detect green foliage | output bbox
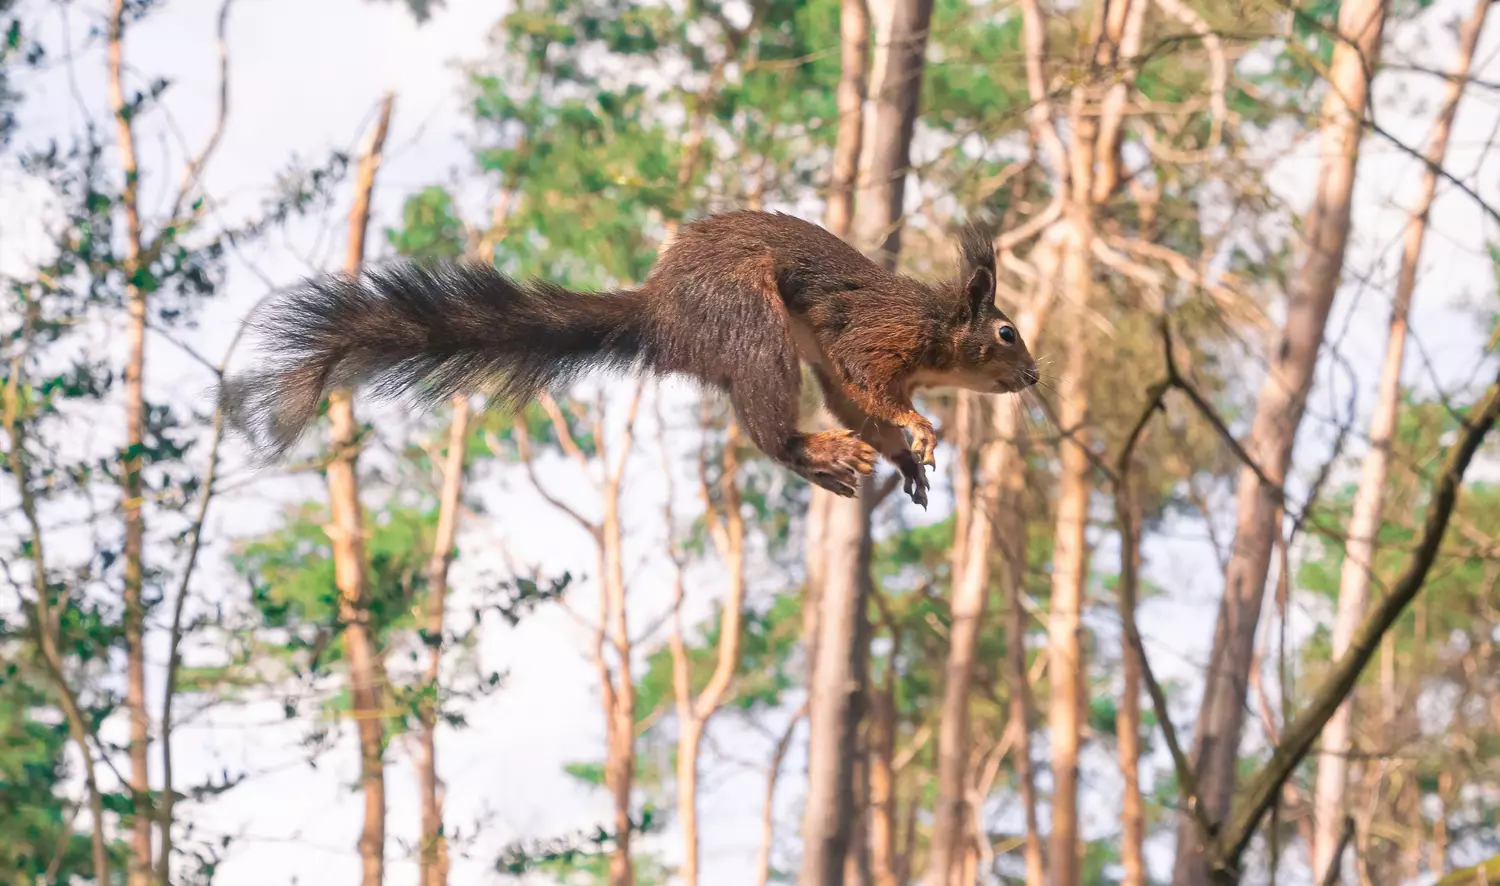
[387,186,468,261]
[0,648,127,884]
[495,809,667,884]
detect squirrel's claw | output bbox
[902,421,938,471]
[896,452,929,509]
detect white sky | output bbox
[2,0,1499,883]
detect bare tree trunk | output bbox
[1172,2,1386,881]
[755,707,807,886]
[672,423,747,886]
[1310,0,1486,877]
[1046,309,1090,886]
[1002,233,1064,886]
[799,486,875,886]
[1047,113,1100,886]
[327,94,395,886]
[869,669,900,886]
[415,394,468,886]
[108,4,153,881]
[1118,495,1146,886]
[826,0,869,240]
[844,738,873,886]
[603,476,638,886]
[852,0,933,262]
[928,285,1051,884]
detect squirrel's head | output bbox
[936,225,1040,395]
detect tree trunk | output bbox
[417,394,469,886]
[1045,303,1090,886]
[1047,181,1098,886]
[799,487,875,886]
[1118,495,1146,886]
[869,671,899,886]
[328,93,394,886]
[673,425,747,886]
[851,0,933,262]
[603,478,637,886]
[928,281,1051,884]
[1171,1,1386,881]
[1309,0,1487,877]
[825,0,869,240]
[108,4,153,881]
[755,707,807,886]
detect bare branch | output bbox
[1216,365,1500,874]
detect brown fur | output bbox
[220,210,1038,506]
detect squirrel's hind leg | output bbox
[707,259,876,498]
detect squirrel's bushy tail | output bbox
[221,261,647,459]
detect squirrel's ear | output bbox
[958,223,996,319]
[965,266,995,318]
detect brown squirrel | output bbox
[221,210,1038,507]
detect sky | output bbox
[1,0,1499,883]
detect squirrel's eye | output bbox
[998,325,1017,345]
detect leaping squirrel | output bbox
[221,210,1039,507]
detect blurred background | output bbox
[2,0,1499,884]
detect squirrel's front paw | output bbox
[797,429,878,497]
[901,420,937,470]
[894,451,929,509]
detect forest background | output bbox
[3,0,1500,884]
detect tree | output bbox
[1172,0,1389,881]
[326,93,396,886]
[1308,0,1490,876]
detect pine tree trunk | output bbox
[1309,0,1487,877]
[1118,495,1146,886]
[329,93,395,886]
[674,428,746,886]
[108,4,153,881]
[603,481,637,886]
[799,488,875,886]
[1172,1,1386,880]
[417,395,469,886]
[869,670,899,886]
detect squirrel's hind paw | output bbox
[796,429,877,497]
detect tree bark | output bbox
[826,0,869,240]
[799,486,875,886]
[1047,96,1100,886]
[927,297,1051,885]
[1171,1,1386,881]
[328,93,395,886]
[1118,495,1146,886]
[1045,290,1091,886]
[851,0,934,263]
[1308,0,1487,877]
[672,424,747,886]
[755,707,807,886]
[108,4,153,881]
[602,463,638,886]
[869,665,899,886]
[416,394,468,886]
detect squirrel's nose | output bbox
[1020,365,1040,388]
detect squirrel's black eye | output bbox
[998,325,1017,345]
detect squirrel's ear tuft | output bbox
[958,222,996,319]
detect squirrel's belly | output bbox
[787,316,832,371]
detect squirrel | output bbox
[220,209,1039,508]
